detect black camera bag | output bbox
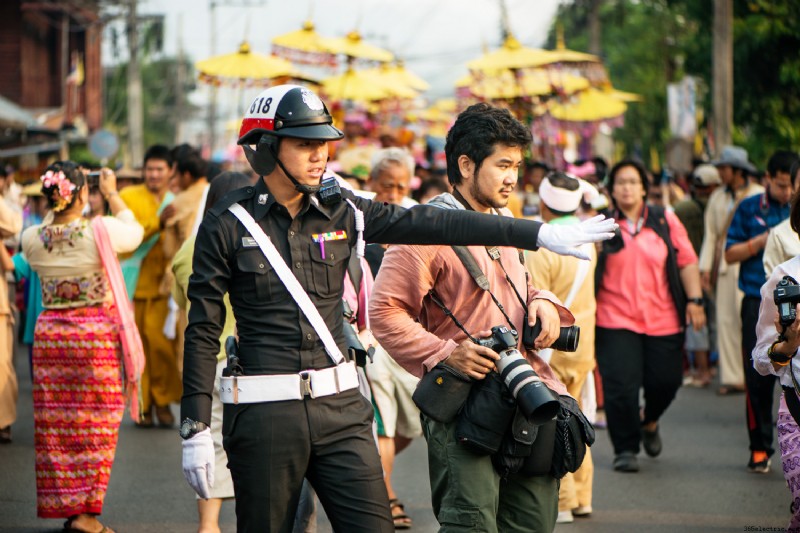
[412,363,473,423]
[491,409,556,478]
[550,395,596,479]
[456,372,516,455]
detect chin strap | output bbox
[269,144,321,194]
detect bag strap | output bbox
[228,203,345,365]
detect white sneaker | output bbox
[572,505,592,517]
[556,510,574,523]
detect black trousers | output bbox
[222,388,393,533]
[596,327,684,455]
[741,295,778,457]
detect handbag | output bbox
[92,217,146,422]
[412,363,473,423]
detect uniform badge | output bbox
[301,89,324,111]
[311,230,348,259]
[258,194,268,205]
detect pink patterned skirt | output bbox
[32,305,124,519]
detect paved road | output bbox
[0,341,789,532]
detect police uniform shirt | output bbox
[182,178,544,424]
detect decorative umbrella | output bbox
[467,34,554,73]
[548,87,628,122]
[271,20,338,67]
[363,62,430,93]
[324,30,394,63]
[196,41,295,86]
[457,69,589,100]
[321,68,400,102]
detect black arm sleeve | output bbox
[181,211,232,425]
[351,194,542,250]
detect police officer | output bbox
[179,85,617,533]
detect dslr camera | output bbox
[522,321,580,352]
[477,325,560,424]
[86,171,101,191]
[774,275,800,328]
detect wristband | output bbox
[768,341,795,364]
[687,297,704,306]
[103,191,119,200]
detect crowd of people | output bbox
[0,83,797,533]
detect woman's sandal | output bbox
[63,517,113,533]
[389,498,413,530]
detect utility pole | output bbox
[498,0,510,41]
[712,0,733,155]
[206,0,268,155]
[588,0,602,56]
[175,14,186,144]
[126,0,144,165]
[207,0,219,155]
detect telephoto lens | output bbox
[522,322,580,352]
[479,326,560,424]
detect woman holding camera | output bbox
[22,162,143,533]
[753,161,800,530]
[595,160,705,473]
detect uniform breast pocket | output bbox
[234,249,273,303]
[308,241,350,298]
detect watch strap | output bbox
[768,341,794,365]
[687,297,704,306]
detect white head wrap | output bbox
[539,174,599,213]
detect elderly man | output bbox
[361,147,421,529]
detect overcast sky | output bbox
[135,0,562,99]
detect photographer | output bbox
[752,161,800,532]
[370,104,573,532]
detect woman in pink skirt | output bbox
[22,162,143,533]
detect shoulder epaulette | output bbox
[209,185,256,217]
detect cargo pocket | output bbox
[437,506,486,532]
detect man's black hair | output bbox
[177,154,208,181]
[767,150,800,182]
[445,103,531,186]
[205,172,252,215]
[143,144,174,167]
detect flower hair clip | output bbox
[40,170,77,212]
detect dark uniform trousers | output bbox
[740,295,777,457]
[223,388,392,533]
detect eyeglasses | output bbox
[614,179,642,187]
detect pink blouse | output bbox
[596,208,697,336]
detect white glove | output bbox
[181,428,214,499]
[536,214,617,260]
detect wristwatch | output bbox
[179,418,208,440]
[687,297,704,306]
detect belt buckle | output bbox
[299,370,315,398]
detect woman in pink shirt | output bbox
[595,160,705,473]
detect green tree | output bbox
[550,0,800,168]
[104,56,198,152]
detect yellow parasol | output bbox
[271,20,338,66]
[363,62,430,92]
[195,41,295,86]
[325,30,394,63]
[548,87,628,122]
[606,87,644,102]
[321,68,407,102]
[456,69,589,99]
[467,35,554,73]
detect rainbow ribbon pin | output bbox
[311,230,347,259]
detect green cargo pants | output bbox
[422,414,558,532]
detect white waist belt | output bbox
[219,361,359,404]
